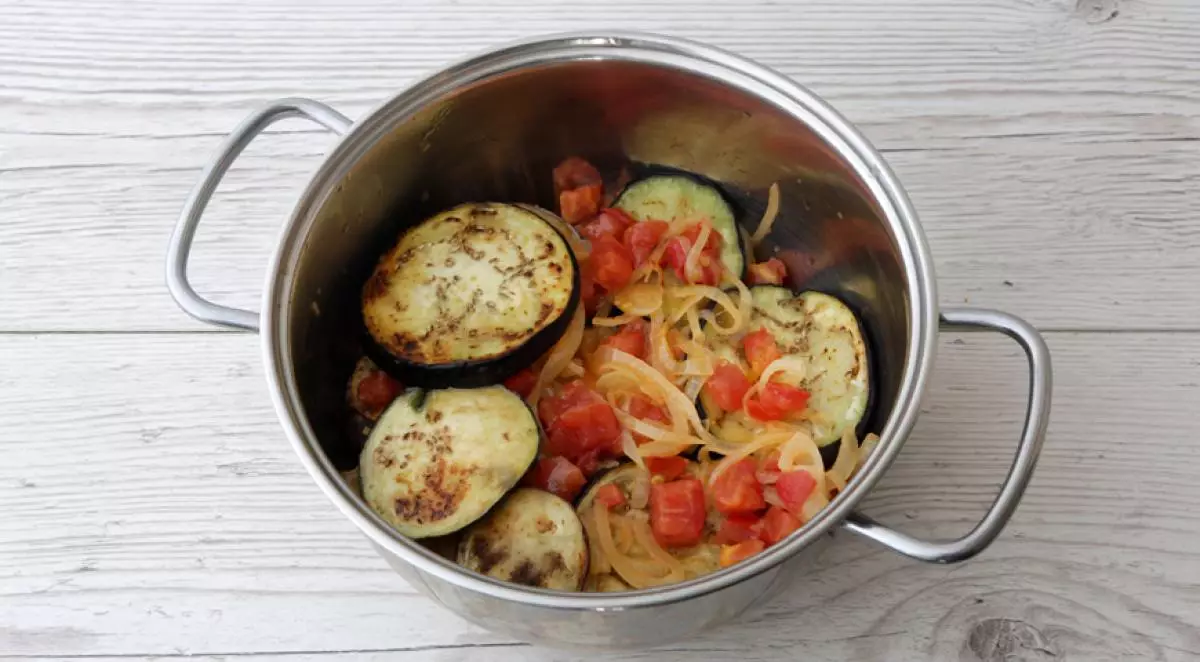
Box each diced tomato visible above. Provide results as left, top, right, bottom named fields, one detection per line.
left=357, top=370, right=401, bottom=414
left=627, top=394, right=669, bottom=424
left=579, top=259, right=602, bottom=314
left=660, top=237, right=721, bottom=285
left=775, top=470, right=817, bottom=514
left=502, top=367, right=538, bottom=399
left=710, top=458, right=766, bottom=515
left=553, top=156, right=602, bottom=193
left=578, top=208, right=635, bottom=241
left=759, top=506, right=803, bottom=545
left=594, top=483, right=627, bottom=509
left=713, top=513, right=763, bottom=544
left=539, top=381, right=623, bottom=472
left=756, top=452, right=782, bottom=485
left=559, top=183, right=603, bottom=224
left=742, top=328, right=782, bottom=378
left=745, top=382, right=811, bottom=422
left=622, top=220, right=670, bottom=267
left=589, top=235, right=635, bottom=292
left=644, top=456, right=688, bottom=481
left=679, top=223, right=722, bottom=252
left=703, top=362, right=752, bottom=412
left=524, top=456, right=587, bottom=502
left=600, top=319, right=647, bottom=359
left=649, top=478, right=707, bottom=548
left=719, top=539, right=766, bottom=567
left=746, top=258, right=788, bottom=286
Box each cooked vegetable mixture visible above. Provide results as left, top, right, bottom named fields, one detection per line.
left=345, top=157, right=879, bottom=591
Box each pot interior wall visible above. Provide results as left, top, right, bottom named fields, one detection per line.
left=284, top=59, right=912, bottom=471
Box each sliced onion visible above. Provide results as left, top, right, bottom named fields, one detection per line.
left=527, top=305, right=584, bottom=408
left=630, top=517, right=687, bottom=582
left=593, top=506, right=672, bottom=589
left=750, top=182, right=780, bottom=246
left=742, top=354, right=810, bottom=411
left=621, top=430, right=646, bottom=471
left=683, top=223, right=712, bottom=283
left=629, top=468, right=651, bottom=510
left=826, top=428, right=860, bottom=491
left=613, top=281, right=664, bottom=317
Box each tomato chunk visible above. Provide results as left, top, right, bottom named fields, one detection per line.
left=756, top=452, right=782, bottom=485
left=600, top=319, right=647, bottom=359
left=660, top=237, right=720, bottom=285
left=589, top=235, right=635, bottom=292
left=502, top=367, right=539, bottom=399
left=594, top=483, right=627, bottom=509
left=524, top=456, right=587, bottom=502
left=560, top=183, right=603, bottom=224
left=627, top=394, right=669, bottom=424
left=553, top=156, right=602, bottom=192
left=758, top=506, right=802, bottom=545
left=742, top=328, right=782, bottom=378
left=649, top=478, right=707, bottom=548
left=703, top=362, right=752, bottom=412
left=719, top=539, right=766, bottom=567
left=357, top=370, right=401, bottom=414
left=776, top=470, right=818, bottom=514
left=713, top=513, right=763, bottom=545
left=579, top=259, right=601, bottom=314
left=623, top=220, right=670, bottom=267
left=644, top=456, right=688, bottom=481
left=746, top=258, right=788, bottom=286
left=539, top=381, right=623, bottom=472
left=710, top=458, right=766, bottom=515
left=746, top=382, right=811, bottom=421
left=578, top=208, right=636, bottom=241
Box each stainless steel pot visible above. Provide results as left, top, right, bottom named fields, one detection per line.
left=166, top=33, right=1052, bottom=649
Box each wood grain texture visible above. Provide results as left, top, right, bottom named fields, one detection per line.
left=1, top=331, right=1197, bottom=660
left=1, top=0, right=1199, bottom=331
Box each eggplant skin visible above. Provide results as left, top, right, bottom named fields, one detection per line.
left=458, top=488, right=588, bottom=591
left=359, top=387, right=539, bottom=539
left=362, top=202, right=580, bottom=389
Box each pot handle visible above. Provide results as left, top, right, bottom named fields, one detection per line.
left=841, top=306, right=1052, bottom=563
left=166, top=98, right=352, bottom=332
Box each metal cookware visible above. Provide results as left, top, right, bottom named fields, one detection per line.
left=166, top=33, right=1052, bottom=648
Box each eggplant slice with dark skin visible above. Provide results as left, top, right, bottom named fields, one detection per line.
left=359, top=386, right=539, bottom=539
left=362, top=202, right=580, bottom=389
left=614, top=173, right=747, bottom=285
left=458, top=488, right=588, bottom=591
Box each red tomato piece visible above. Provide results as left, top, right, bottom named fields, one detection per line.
left=579, top=259, right=601, bottom=315
left=719, top=539, right=766, bottom=567
left=649, top=478, right=707, bottom=548
left=589, top=235, right=635, bottom=292
left=594, top=483, right=627, bottom=509
left=680, top=222, right=722, bottom=252
left=627, top=394, right=669, bottom=424
left=553, top=156, right=602, bottom=192
left=357, top=370, right=401, bottom=414
left=759, top=506, right=803, bottom=545
left=578, top=208, right=635, bottom=241
left=710, top=458, right=766, bottom=515
left=747, top=382, right=811, bottom=421
left=539, top=381, right=623, bottom=472
left=524, top=456, right=587, bottom=502
left=713, top=513, right=763, bottom=545
left=775, top=470, right=818, bottom=514
left=560, top=183, right=603, bottom=224
left=660, top=237, right=720, bottom=285
left=623, top=220, right=670, bottom=267
left=644, top=456, right=688, bottom=481
left=703, top=362, right=752, bottom=412
left=756, top=452, right=782, bottom=485
left=600, top=319, right=647, bottom=359
left=502, top=367, right=539, bottom=399
left=746, top=258, right=788, bottom=286
left=742, top=328, right=782, bottom=378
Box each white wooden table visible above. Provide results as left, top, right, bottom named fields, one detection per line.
left=2, top=1, right=1198, bottom=660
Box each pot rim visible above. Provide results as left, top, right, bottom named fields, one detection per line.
left=261, top=31, right=938, bottom=610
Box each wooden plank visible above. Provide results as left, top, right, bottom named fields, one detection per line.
left=1, top=0, right=1199, bottom=331
left=1, top=331, right=1197, bottom=659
